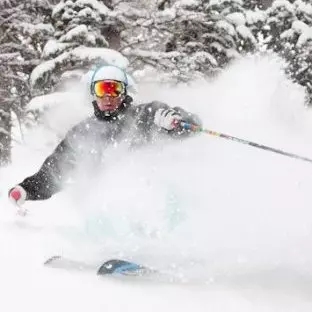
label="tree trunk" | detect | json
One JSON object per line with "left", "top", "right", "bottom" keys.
{"left": 0, "top": 104, "right": 12, "bottom": 166}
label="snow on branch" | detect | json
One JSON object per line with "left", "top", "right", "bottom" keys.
{"left": 294, "top": 0, "right": 312, "bottom": 16}
{"left": 270, "top": 0, "right": 294, "bottom": 11}
{"left": 0, "top": 42, "right": 37, "bottom": 58}
{"left": 59, "top": 25, "right": 88, "bottom": 42}
{"left": 52, "top": 0, "right": 110, "bottom": 18}
{"left": 52, "top": 1, "right": 66, "bottom": 17}
{"left": 30, "top": 47, "right": 129, "bottom": 88}
{"left": 0, "top": 52, "right": 20, "bottom": 61}
{"left": 245, "top": 10, "right": 267, "bottom": 25}
{"left": 189, "top": 51, "right": 218, "bottom": 67}
{"left": 18, "top": 22, "right": 54, "bottom": 36}
{"left": 292, "top": 20, "right": 312, "bottom": 47}
{"left": 174, "top": 0, "right": 201, "bottom": 9}
{"left": 76, "top": 0, "right": 110, "bottom": 14}
{"left": 58, "top": 24, "right": 106, "bottom": 46}
{"left": 236, "top": 25, "right": 257, "bottom": 44}
{"left": 280, "top": 20, "right": 312, "bottom": 47}
{"left": 216, "top": 20, "right": 236, "bottom": 36}
{"left": 42, "top": 40, "right": 75, "bottom": 59}
{"left": 226, "top": 12, "right": 246, "bottom": 26}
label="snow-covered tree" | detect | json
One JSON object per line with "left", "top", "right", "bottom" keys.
{"left": 117, "top": 0, "right": 259, "bottom": 83}
{"left": 204, "top": 0, "right": 258, "bottom": 57}
{"left": 30, "top": 0, "right": 123, "bottom": 94}
{"left": 265, "top": 0, "right": 312, "bottom": 105}
{"left": 0, "top": 0, "right": 54, "bottom": 165}
{"left": 265, "top": 0, "right": 298, "bottom": 52}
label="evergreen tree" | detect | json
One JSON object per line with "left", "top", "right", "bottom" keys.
{"left": 265, "top": 0, "right": 297, "bottom": 52}
{"left": 118, "top": 0, "right": 259, "bottom": 83}
{"left": 30, "top": 0, "right": 123, "bottom": 94}
{"left": 0, "top": 0, "right": 53, "bottom": 165}
{"left": 265, "top": 0, "right": 312, "bottom": 104}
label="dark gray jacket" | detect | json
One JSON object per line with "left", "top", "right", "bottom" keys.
{"left": 19, "top": 101, "right": 201, "bottom": 201}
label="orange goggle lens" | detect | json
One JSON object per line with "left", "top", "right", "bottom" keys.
{"left": 93, "top": 80, "right": 125, "bottom": 98}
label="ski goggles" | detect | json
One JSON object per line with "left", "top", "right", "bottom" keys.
{"left": 92, "top": 80, "right": 125, "bottom": 98}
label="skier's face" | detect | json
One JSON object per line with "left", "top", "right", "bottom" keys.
{"left": 95, "top": 95, "right": 124, "bottom": 112}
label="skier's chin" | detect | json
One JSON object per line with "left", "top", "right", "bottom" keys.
{"left": 98, "top": 106, "right": 118, "bottom": 112}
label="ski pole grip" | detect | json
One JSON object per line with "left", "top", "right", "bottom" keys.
{"left": 180, "top": 121, "right": 201, "bottom": 132}
{"left": 180, "top": 121, "right": 192, "bottom": 130}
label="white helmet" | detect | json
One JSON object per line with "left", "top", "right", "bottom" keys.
{"left": 91, "top": 65, "right": 129, "bottom": 85}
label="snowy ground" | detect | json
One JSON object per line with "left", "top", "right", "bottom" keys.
{"left": 1, "top": 55, "right": 312, "bottom": 311}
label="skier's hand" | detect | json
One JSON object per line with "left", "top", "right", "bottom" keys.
{"left": 154, "top": 108, "right": 182, "bottom": 130}
{"left": 8, "top": 185, "right": 27, "bottom": 207}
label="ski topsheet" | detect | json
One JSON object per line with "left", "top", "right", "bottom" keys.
{"left": 44, "top": 256, "right": 156, "bottom": 277}
{"left": 97, "top": 259, "right": 156, "bottom": 276}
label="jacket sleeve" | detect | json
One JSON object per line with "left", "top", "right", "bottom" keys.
{"left": 137, "top": 101, "right": 202, "bottom": 137}
{"left": 18, "top": 133, "right": 77, "bottom": 201}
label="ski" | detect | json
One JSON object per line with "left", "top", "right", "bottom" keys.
{"left": 44, "top": 255, "right": 95, "bottom": 272}
{"left": 44, "top": 255, "right": 156, "bottom": 277}
{"left": 97, "top": 259, "right": 156, "bottom": 276}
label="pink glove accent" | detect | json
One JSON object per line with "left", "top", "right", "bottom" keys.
{"left": 9, "top": 185, "right": 27, "bottom": 206}
{"left": 10, "top": 189, "right": 22, "bottom": 201}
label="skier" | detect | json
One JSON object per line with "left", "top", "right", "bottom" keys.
{"left": 8, "top": 65, "right": 202, "bottom": 207}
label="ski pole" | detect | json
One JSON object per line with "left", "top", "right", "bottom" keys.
{"left": 180, "top": 122, "right": 312, "bottom": 164}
